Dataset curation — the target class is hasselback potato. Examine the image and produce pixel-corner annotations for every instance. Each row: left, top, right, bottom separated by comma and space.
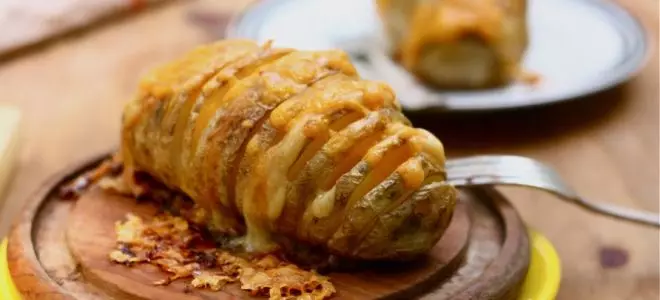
120, 39, 457, 261
376, 0, 528, 88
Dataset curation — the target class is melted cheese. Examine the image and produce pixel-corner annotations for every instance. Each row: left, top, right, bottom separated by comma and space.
269, 75, 346, 131
302, 117, 329, 138
323, 133, 383, 190
241, 160, 277, 252
361, 80, 397, 110
401, 0, 504, 69
344, 132, 414, 214
138, 40, 256, 100
320, 112, 389, 190
287, 130, 330, 180
269, 75, 367, 132
409, 129, 446, 167
396, 156, 425, 190
288, 111, 364, 180
190, 48, 290, 154
264, 116, 316, 221
169, 43, 261, 187
311, 186, 337, 218
364, 125, 407, 165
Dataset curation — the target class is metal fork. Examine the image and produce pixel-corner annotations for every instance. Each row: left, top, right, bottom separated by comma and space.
446, 155, 660, 228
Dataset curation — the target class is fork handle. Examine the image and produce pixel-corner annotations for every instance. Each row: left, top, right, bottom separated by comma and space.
571, 196, 660, 228
455, 181, 660, 228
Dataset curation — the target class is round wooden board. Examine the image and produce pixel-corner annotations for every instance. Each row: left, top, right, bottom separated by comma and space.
7, 154, 530, 300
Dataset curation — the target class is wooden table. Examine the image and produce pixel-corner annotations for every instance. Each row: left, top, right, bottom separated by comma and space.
0, 0, 657, 299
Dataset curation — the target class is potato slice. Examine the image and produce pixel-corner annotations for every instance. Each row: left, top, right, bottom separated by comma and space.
293, 125, 407, 247
165, 42, 266, 197
236, 75, 363, 237
233, 75, 347, 217
326, 153, 444, 255
189, 50, 357, 250
192, 48, 295, 202
127, 41, 258, 186
166, 42, 265, 187
181, 47, 294, 190
255, 89, 374, 243
163, 46, 288, 234
286, 111, 363, 180
352, 180, 456, 260
200, 51, 355, 211
234, 121, 280, 220
324, 140, 417, 253
189, 47, 294, 154
273, 94, 402, 238
177, 47, 300, 192
291, 111, 401, 244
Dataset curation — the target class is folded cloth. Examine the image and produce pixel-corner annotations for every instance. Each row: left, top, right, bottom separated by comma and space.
0, 0, 168, 57
0, 106, 20, 210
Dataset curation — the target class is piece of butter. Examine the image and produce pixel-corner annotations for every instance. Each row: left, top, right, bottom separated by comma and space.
0, 106, 20, 209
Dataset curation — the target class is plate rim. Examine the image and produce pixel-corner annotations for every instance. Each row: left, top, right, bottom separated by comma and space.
225, 0, 652, 113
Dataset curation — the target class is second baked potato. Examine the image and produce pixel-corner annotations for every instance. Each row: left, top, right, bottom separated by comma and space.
376, 0, 528, 89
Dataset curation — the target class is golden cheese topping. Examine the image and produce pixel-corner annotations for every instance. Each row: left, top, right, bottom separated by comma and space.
264, 115, 317, 221
138, 40, 256, 100
396, 156, 425, 190
310, 187, 338, 219
409, 129, 447, 167
402, 0, 504, 69
268, 76, 393, 132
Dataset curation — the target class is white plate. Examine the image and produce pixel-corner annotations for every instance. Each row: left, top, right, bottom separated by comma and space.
227, 0, 649, 112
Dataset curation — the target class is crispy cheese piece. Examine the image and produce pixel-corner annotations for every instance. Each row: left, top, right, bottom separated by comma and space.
110, 212, 335, 300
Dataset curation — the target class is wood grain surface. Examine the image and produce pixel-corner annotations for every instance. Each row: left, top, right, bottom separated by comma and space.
66, 187, 472, 300
0, 0, 657, 299
6, 155, 529, 300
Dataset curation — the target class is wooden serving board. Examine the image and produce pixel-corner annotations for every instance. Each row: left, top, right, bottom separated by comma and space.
6, 153, 530, 300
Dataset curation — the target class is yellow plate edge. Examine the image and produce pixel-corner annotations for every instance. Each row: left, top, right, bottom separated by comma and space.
518, 228, 562, 300
1, 239, 21, 300
1, 229, 561, 300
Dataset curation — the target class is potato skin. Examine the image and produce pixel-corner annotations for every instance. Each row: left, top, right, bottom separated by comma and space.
327, 154, 446, 259
294, 109, 397, 244
355, 181, 456, 259
121, 40, 457, 261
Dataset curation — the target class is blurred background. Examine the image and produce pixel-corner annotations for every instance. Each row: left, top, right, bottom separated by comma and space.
0, 0, 657, 299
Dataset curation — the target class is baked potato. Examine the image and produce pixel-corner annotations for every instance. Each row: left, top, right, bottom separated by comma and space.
376, 0, 528, 88
120, 39, 457, 261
